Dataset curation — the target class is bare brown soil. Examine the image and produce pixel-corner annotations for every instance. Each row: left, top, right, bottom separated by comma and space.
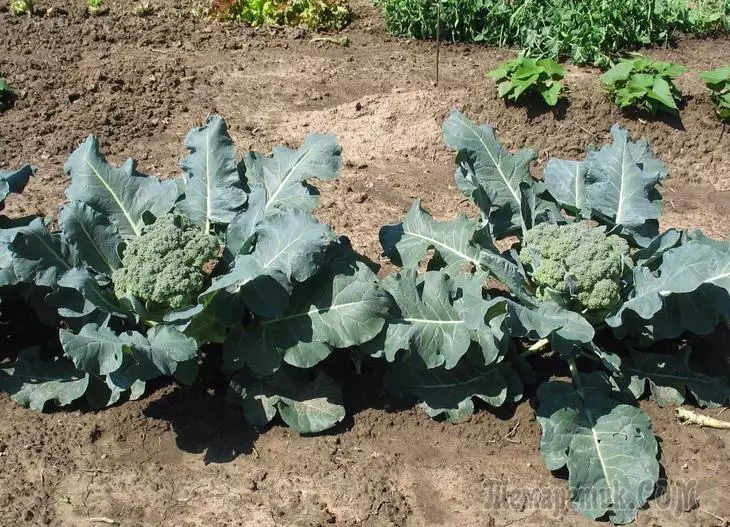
1, 1, 729, 526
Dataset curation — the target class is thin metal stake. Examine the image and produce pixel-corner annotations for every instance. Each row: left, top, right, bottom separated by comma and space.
435, 0, 441, 86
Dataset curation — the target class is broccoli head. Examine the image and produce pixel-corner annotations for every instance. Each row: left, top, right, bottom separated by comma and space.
112, 214, 220, 309
518, 222, 631, 312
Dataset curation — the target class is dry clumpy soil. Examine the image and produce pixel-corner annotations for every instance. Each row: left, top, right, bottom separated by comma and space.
1, 1, 729, 526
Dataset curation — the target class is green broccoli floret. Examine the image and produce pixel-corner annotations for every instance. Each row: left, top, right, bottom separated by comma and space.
519, 222, 631, 313
112, 214, 220, 309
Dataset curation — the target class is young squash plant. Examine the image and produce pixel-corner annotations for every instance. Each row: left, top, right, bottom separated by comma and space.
0, 116, 389, 433
700, 63, 730, 121
600, 55, 687, 115
377, 109, 730, 524
487, 56, 566, 106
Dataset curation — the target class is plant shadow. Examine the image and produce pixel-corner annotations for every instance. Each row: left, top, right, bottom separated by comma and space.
622, 104, 687, 131
144, 384, 259, 464
505, 97, 570, 121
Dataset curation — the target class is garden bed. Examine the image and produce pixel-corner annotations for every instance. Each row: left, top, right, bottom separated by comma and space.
0, 1, 728, 525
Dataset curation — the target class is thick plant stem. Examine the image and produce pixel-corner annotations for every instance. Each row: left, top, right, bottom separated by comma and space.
567, 357, 584, 395
520, 337, 550, 357
676, 408, 730, 429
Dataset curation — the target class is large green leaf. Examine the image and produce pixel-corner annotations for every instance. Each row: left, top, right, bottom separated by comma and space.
0, 164, 34, 204
242, 133, 341, 215
249, 208, 333, 283
543, 159, 588, 216
442, 109, 536, 237
56, 267, 126, 319
0, 348, 89, 411
384, 354, 522, 423
537, 372, 659, 524
128, 325, 199, 377
584, 126, 665, 243
506, 299, 595, 344
64, 135, 179, 238
622, 348, 730, 408
607, 234, 730, 335
10, 218, 78, 288
225, 186, 266, 258
380, 200, 483, 277
224, 258, 389, 375
58, 201, 122, 275
228, 369, 345, 434
177, 115, 247, 231
60, 323, 125, 376
208, 208, 332, 300
374, 270, 475, 368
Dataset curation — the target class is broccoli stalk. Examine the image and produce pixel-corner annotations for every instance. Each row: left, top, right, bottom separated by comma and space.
518, 222, 632, 314
112, 214, 220, 310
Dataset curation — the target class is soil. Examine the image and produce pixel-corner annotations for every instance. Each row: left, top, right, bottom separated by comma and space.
1, 1, 729, 526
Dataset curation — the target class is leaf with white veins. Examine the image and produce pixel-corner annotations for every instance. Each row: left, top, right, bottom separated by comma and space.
0, 348, 89, 411
242, 133, 341, 215
224, 258, 389, 375
178, 115, 247, 231
228, 369, 345, 434
64, 135, 179, 238
442, 109, 536, 238
537, 372, 659, 525
623, 348, 730, 408
58, 201, 122, 275
380, 200, 483, 277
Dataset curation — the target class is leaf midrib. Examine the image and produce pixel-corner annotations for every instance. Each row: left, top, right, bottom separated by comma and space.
463, 120, 525, 231
264, 147, 313, 213
85, 159, 140, 237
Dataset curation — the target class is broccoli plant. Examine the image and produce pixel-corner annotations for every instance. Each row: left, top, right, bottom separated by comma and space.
487, 56, 566, 106
700, 63, 730, 121
112, 214, 220, 310
600, 56, 687, 115
378, 110, 730, 524
519, 222, 632, 314
0, 116, 389, 433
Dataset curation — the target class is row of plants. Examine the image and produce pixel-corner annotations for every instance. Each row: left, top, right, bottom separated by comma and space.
0, 113, 729, 524
488, 55, 730, 119
374, 0, 730, 67
208, 0, 352, 30
4, 0, 351, 29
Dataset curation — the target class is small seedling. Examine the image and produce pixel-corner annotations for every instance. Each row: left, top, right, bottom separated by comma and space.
134, 1, 154, 16
8, 0, 32, 15
87, 0, 107, 16
0, 78, 14, 111
600, 55, 687, 115
487, 56, 566, 106
700, 64, 730, 121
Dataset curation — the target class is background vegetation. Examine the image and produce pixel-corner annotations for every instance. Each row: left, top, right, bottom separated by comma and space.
374, 0, 730, 66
